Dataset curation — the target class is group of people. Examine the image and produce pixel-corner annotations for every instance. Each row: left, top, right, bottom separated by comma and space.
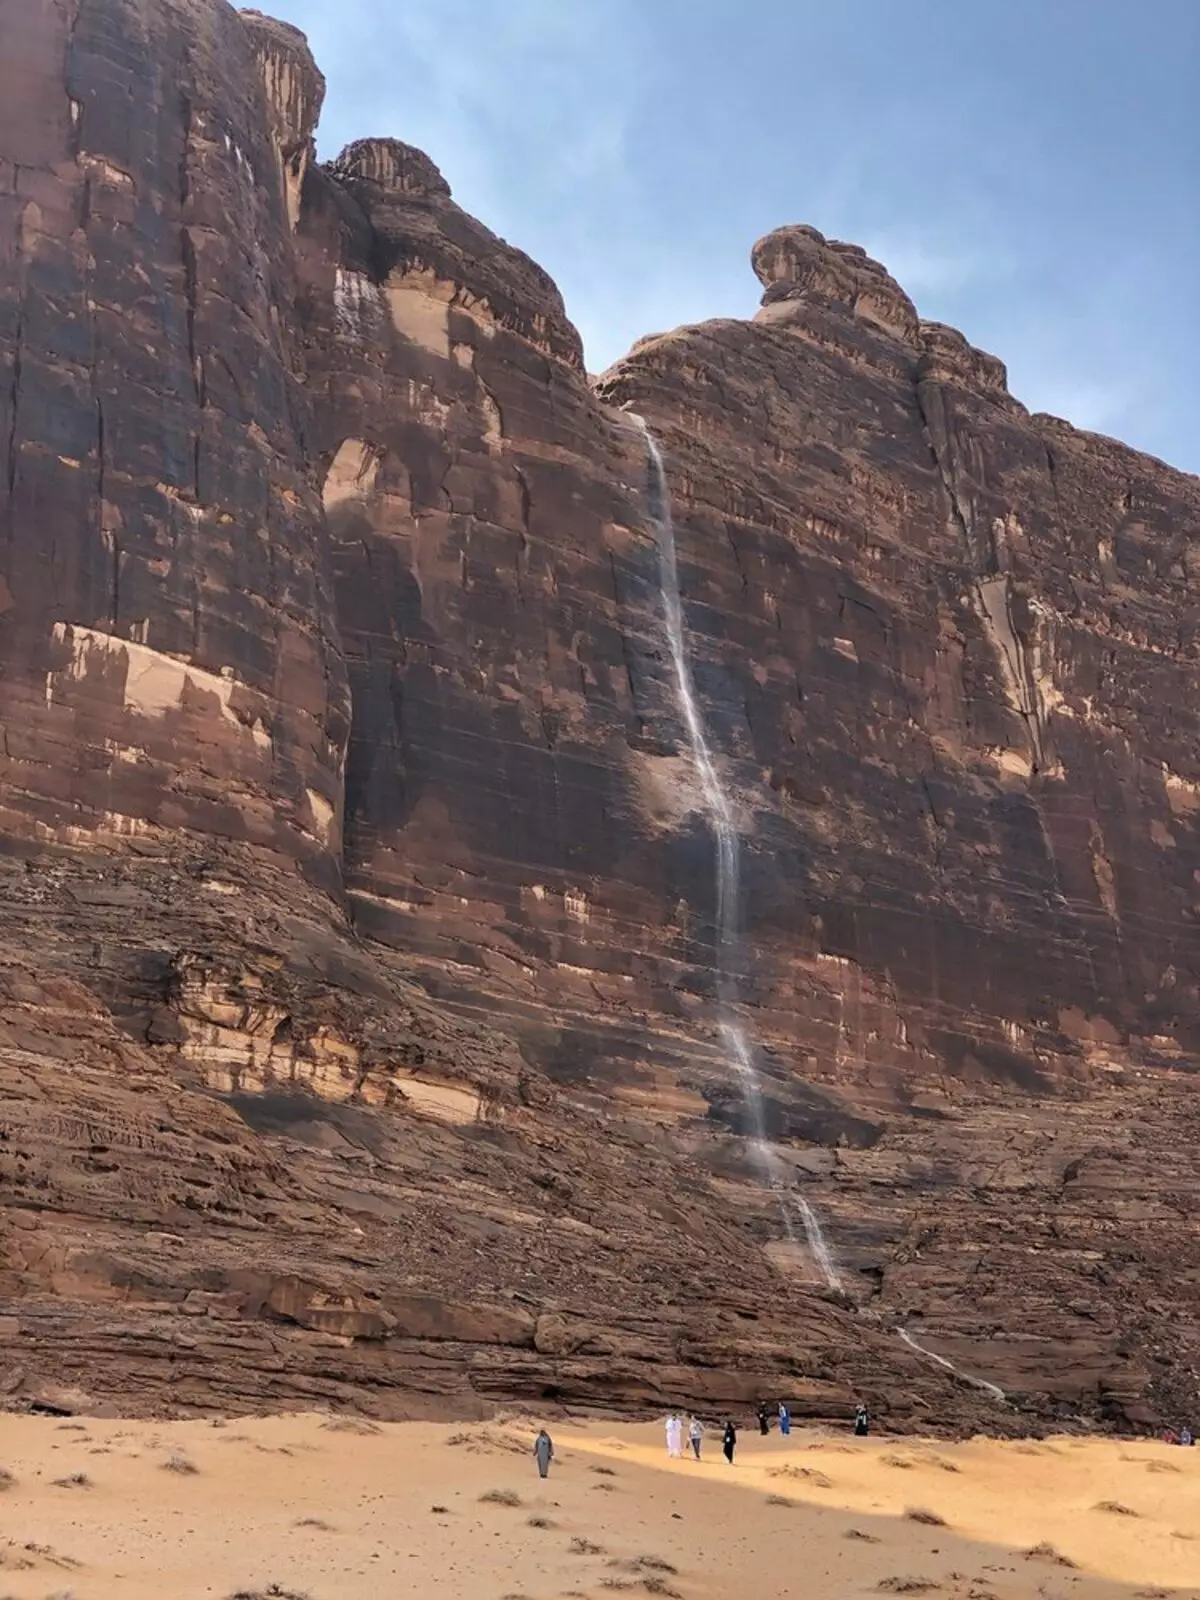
662, 1399, 870, 1466
663, 1412, 708, 1461
1162, 1425, 1194, 1446
533, 1398, 872, 1478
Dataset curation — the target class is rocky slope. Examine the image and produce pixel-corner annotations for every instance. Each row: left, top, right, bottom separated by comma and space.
0, 0, 1195, 1430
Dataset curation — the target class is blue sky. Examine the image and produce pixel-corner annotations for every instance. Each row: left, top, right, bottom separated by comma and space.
266, 0, 1200, 474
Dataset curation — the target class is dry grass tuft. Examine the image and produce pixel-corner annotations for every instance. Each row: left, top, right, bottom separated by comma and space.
844, 1528, 881, 1543
876, 1579, 941, 1594
0, 1468, 15, 1492
1094, 1500, 1139, 1517
479, 1488, 522, 1508
569, 1537, 605, 1556
916, 1452, 961, 1474
766, 1493, 794, 1507
294, 1518, 334, 1531
526, 1516, 557, 1530
592, 1480, 616, 1492
1146, 1459, 1181, 1474
228, 1589, 310, 1600
598, 1581, 681, 1598
319, 1416, 381, 1436
51, 1474, 91, 1489
881, 1453, 914, 1470
905, 1507, 947, 1528
430, 1505, 450, 1516
768, 1464, 833, 1488
1023, 1542, 1077, 1568
613, 1557, 678, 1576
589, 1464, 617, 1476
162, 1451, 198, 1475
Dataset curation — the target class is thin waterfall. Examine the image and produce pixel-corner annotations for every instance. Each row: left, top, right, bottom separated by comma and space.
630, 412, 841, 1292
897, 1328, 1007, 1402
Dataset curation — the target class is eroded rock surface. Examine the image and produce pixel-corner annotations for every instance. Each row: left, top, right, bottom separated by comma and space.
0, 1, 1195, 1431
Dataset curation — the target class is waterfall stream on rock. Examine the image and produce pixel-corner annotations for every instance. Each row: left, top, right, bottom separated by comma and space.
897, 1328, 1007, 1402
632, 413, 841, 1291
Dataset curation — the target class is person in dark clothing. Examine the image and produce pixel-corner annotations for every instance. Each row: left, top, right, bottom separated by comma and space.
533, 1429, 554, 1478
757, 1403, 771, 1436
853, 1403, 869, 1438
722, 1419, 737, 1464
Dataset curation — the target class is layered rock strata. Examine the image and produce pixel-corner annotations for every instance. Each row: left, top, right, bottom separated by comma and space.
0, 0, 1195, 1430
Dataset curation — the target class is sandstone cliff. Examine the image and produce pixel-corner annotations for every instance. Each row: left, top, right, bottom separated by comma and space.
0, 0, 1195, 1431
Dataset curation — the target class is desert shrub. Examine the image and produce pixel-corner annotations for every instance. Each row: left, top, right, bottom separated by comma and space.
1023, 1543, 1077, 1568
319, 1416, 381, 1436
905, 1507, 947, 1527
479, 1487, 522, 1507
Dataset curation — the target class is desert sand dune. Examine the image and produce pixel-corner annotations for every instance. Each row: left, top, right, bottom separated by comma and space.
0, 1413, 1195, 1599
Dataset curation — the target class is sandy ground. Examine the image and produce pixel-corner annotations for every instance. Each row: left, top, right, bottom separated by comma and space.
0, 1412, 1196, 1599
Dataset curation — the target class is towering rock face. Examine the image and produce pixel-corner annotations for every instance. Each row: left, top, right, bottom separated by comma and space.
0, 0, 347, 872
0, 0, 1196, 1429
599, 227, 1200, 1415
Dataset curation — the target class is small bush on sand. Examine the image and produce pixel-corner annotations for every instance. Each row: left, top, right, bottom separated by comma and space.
1023, 1543, 1077, 1568
876, 1579, 940, 1595
1146, 1460, 1181, 1474
766, 1494, 794, 1507
294, 1518, 334, 1531
527, 1516, 556, 1529
589, 1464, 617, 1476
319, 1416, 381, 1436
905, 1507, 947, 1528
51, 1474, 91, 1489
569, 1537, 605, 1556
430, 1506, 450, 1516
163, 1452, 198, 1475
0, 1468, 15, 1491
479, 1488, 522, 1508
769, 1465, 833, 1488
1094, 1500, 1139, 1517
844, 1528, 881, 1543
881, 1453, 914, 1470
612, 1558, 677, 1576
228, 1588, 310, 1600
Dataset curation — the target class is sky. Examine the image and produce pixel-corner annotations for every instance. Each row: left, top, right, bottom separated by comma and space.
266, 0, 1200, 474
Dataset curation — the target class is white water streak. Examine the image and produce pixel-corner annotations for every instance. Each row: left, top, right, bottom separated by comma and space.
897, 1328, 1007, 1402
631, 413, 841, 1292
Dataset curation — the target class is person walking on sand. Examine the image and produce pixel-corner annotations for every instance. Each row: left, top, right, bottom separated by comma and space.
722, 1419, 737, 1464
853, 1402, 869, 1438
688, 1415, 703, 1461
757, 1402, 771, 1436
778, 1401, 791, 1437
665, 1413, 683, 1458
533, 1428, 554, 1478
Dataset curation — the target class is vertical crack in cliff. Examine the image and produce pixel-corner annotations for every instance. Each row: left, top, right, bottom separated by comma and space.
913, 371, 1048, 775
4, 299, 20, 511
608, 547, 643, 738
177, 88, 205, 501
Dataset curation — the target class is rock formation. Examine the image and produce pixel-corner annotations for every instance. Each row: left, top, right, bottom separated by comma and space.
0, 0, 1196, 1431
